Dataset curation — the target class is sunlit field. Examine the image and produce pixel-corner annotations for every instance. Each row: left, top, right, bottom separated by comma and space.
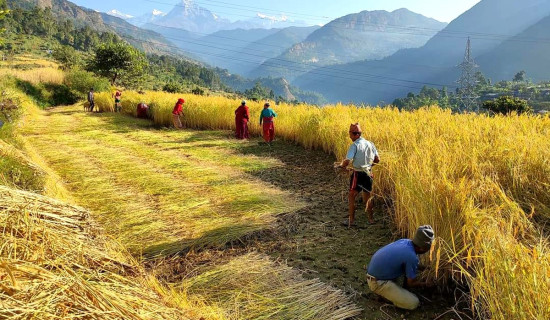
0, 56, 64, 85
96, 90, 550, 319
2, 81, 360, 319
20, 104, 303, 256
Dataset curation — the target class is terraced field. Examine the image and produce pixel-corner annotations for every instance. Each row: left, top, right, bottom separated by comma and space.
19, 104, 455, 319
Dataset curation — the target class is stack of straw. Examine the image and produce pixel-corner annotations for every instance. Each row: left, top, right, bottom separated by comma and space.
0, 186, 189, 319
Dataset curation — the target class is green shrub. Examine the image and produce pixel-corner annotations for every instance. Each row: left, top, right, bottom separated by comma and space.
64, 69, 110, 96
44, 83, 78, 105
162, 81, 182, 93
482, 96, 532, 115
191, 86, 205, 95
15, 79, 79, 107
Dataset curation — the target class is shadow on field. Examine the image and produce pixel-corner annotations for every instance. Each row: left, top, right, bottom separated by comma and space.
231, 140, 457, 320
141, 221, 275, 258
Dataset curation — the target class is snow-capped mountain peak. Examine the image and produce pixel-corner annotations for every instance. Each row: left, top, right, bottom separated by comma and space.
257, 13, 288, 22
106, 9, 134, 19
152, 9, 166, 16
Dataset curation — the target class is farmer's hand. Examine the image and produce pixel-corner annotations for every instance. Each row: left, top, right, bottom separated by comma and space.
424, 279, 436, 288
333, 162, 342, 169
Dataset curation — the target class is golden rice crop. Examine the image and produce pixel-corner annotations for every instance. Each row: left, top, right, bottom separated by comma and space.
96, 91, 550, 319
0, 67, 64, 85
0, 56, 64, 84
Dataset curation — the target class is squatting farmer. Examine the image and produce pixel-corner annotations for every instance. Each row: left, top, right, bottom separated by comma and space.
335, 123, 379, 227
366, 225, 435, 310
172, 98, 185, 129
87, 88, 94, 112
259, 102, 277, 144
234, 100, 250, 139
136, 102, 149, 119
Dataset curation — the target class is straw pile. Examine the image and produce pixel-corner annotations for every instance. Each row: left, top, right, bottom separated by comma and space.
180, 253, 362, 320
0, 186, 189, 319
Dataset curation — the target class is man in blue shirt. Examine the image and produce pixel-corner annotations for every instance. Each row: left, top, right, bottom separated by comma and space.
367, 225, 435, 310
336, 123, 379, 227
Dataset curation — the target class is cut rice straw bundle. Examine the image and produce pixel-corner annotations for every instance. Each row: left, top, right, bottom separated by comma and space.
0, 186, 189, 320
180, 253, 362, 320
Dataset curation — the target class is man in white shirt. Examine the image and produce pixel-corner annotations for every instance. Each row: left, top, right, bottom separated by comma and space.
336, 123, 380, 227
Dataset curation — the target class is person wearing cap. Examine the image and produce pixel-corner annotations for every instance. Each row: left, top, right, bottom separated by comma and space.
234, 100, 250, 139
259, 102, 277, 144
335, 123, 379, 227
172, 98, 185, 129
366, 225, 435, 310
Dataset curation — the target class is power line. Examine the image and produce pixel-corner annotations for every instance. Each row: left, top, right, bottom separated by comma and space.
116, 33, 453, 94
139, 0, 550, 43
111, 24, 458, 89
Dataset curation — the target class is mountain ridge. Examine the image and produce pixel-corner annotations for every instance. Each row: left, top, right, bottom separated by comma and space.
293, 0, 550, 104
6, 0, 185, 56
250, 8, 447, 81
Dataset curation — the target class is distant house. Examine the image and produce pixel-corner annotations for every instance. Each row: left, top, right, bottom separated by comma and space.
540, 89, 550, 97
480, 93, 506, 101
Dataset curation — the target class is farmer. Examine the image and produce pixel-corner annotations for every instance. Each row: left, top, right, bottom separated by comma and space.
136, 102, 149, 119
172, 98, 185, 129
234, 100, 250, 139
87, 88, 94, 112
366, 225, 435, 310
259, 102, 277, 144
335, 123, 379, 227
114, 90, 122, 112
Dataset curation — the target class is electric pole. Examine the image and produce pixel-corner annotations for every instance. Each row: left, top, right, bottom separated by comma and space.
457, 37, 479, 112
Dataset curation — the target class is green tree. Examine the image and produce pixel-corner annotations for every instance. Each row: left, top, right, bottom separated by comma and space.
513, 70, 527, 82
482, 96, 532, 115
0, 0, 9, 45
88, 42, 147, 86
475, 71, 491, 87
52, 45, 81, 70
244, 81, 272, 101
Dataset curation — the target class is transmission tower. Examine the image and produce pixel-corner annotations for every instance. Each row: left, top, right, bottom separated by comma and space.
456, 37, 479, 112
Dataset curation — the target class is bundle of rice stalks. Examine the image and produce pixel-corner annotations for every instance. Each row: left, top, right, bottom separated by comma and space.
0, 186, 189, 319
180, 253, 362, 320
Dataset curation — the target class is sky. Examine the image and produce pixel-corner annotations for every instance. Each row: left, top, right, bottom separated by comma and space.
70, 0, 482, 24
